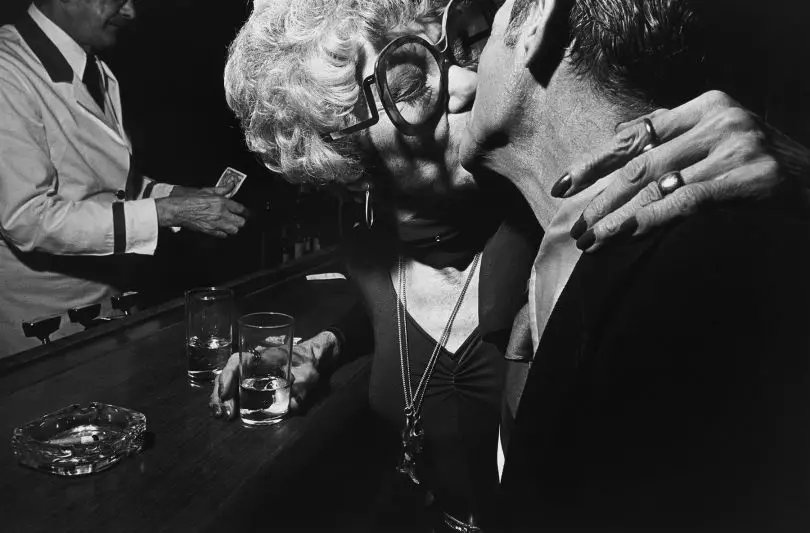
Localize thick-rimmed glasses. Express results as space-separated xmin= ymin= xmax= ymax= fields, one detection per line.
xmin=323 ymin=0 xmax=496 ymax=140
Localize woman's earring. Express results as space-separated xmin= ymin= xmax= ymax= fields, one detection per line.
xmin=364 ymin=185 xmax=375 ymax=229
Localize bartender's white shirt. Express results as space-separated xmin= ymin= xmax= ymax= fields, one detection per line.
xmin=0 ymin=5 xmax=174 ymax=355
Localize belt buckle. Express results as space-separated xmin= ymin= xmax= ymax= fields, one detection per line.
xmin=441 ymin=511 xmax=482 ymax=533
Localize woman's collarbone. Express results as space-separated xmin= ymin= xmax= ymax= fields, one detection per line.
xmin=400 ymin=261 xmax=480 ymax=352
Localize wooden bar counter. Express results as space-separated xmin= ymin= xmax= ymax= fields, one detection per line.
xmin=0 ymin=250 xmax=384 ymax=533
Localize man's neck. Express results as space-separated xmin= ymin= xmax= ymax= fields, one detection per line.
xmin=504 ymin=67 xmax=628 ymax=228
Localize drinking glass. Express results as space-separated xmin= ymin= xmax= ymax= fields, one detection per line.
xmin=238 ymin=312 xmax=294 ymax=426
xmin=185 ymin=287 xmax=233 ymax=387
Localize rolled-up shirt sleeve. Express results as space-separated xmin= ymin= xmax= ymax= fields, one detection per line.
xmin=0 ymin=68 xmax=161 ymax=256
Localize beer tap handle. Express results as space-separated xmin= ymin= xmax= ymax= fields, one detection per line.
xmin=68 ymin=303 xmax=102 ymax=329
xmin=22 ymin=315 xmax=62 ymax=345
xmin=111 ymin=291 xmax=140 ymax=317
xmin=68 ymin=303 xmax=119 ymax=329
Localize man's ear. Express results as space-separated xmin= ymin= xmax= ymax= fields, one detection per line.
xmin=521 ymin=0 xmax=571 ymax=86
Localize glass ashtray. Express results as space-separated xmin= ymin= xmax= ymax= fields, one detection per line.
xmin=11 ymin=402 xmax=146 ymax=477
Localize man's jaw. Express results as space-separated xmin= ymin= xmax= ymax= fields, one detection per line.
xmin=458 ymin=121 xmax=564 ymax=229
xmin=459 ymin=121 xmax=517 ymax=181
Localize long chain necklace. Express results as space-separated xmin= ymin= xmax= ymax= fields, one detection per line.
xmin=395 ymin=252 xmax=482 ymax=485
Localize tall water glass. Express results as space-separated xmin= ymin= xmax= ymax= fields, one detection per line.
xmin=185 ymin=288 xmax=233 ymax=387
xmin=238 ymin=312 xmax=294 ymax=426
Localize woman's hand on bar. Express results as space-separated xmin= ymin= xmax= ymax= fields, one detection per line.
xmin=288 ymin=332 xmax=332 ymax=412
xmin=209 ymin=331 xmax=338 ymax=418
xmin=210 ymin=353 xmax=240 ymax=419
xmin=554 ymin=90 xmax=810 ymax=252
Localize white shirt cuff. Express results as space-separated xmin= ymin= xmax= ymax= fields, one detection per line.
xmin=149 ymin=183 xmax=175 ymax=199
xmin=124 ymin=199 xmax=159 ymax=255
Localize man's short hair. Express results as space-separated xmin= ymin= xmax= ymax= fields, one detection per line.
xmin=505 ymin=0 xmax=709 ymax=111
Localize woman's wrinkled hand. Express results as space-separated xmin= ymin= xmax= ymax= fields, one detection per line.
xmin=209 ymin=331 xmax=338 ymax=419
xmin=287 ymin=334 xmax=329 ymax=412
xmin=553 ymin=90 xmax=810 ymax=252
xmin=210 ymin=353 xmax=240 ymax=420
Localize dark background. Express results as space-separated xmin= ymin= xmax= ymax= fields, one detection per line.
xmin=0 ymin=0 xmax=808 ymax=307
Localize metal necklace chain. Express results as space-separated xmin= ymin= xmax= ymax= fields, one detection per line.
xmin=396 ymin=252 xmax=482 ymax=422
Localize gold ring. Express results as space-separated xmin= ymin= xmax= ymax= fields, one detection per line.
xmin=641 ymin=118 xmax=660 ymax=153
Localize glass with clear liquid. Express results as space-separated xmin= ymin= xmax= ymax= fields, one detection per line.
xmin=238 ymin=313 xmax=294 ymax=426
xmin=186 ymin=335 xmax=232 ymax=383
xmin=185 ymin=288 xmax=234 ymax=387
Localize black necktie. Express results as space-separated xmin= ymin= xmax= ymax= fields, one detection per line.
xmin=82 ymin=55 xmax=105 ymax=111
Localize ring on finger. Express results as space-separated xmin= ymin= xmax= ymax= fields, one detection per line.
xmin=657 ymin=171 xmax=685 ymax=196
xmin=641 ymin=118 xmax=660 ymax=153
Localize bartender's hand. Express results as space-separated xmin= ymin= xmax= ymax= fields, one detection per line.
xmin=210 ymin=330 xmax=339 ymax=419
xmin=155 ymin=183 xmax=246 ymax=238
xmin=553 ymin=90 xmax=810 ymax=252
xmin=169 ymin=181 xmax=237 ymax=198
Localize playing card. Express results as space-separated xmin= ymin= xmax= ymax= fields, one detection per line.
xmin=215 ymin=167 xmax=247 ymax=198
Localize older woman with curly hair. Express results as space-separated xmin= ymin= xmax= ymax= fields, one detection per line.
xmin=210 ymin=1 xmax=804 ymax=530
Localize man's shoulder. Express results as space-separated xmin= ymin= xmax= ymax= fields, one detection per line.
xmin=0 ymin=23 xmax=57 ymax=101
xmin=0 ymin=22 xmax=24 ymax=55
xmin=573 ymin=195 xmax=810 ymax=367
xmin=586 ymin=194 xmax=810 ymax=281
xmin=0 ymin=23 xmax=35 ymax=80
xmin=654 ymin=194 xmax=810 ymax=273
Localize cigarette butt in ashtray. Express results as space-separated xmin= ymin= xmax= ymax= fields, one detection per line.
xmin=49 ymin=434 xmax=100 ymax=446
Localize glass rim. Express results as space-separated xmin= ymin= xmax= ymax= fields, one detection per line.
xmin=238 ymin=312 xmax=295 ymax=329
xmin=185 ymin=286 xmax=233 ymax=298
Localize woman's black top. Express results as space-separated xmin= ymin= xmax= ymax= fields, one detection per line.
xmin=330 ymin=184 xmax=542 ymax=530
xmin=357 ymin=255 xmax=504 ymax=526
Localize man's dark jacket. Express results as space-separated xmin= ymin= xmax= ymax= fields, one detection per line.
xmin=501 ymin=197 xmax=810 ymax=532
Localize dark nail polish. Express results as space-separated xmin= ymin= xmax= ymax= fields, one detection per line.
xmin=576 ymin=229 xmax=596 ymax=251
xmin=550 ymin=173 xmax=572 ymax=198
xmin=615 ymin=217 xmax=638 ymax=238
xmin=570 ymin=215 xmax=588 ymax=240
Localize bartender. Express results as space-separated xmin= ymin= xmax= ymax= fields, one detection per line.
xmin=0 ymin=0 xmax=247 ymax=356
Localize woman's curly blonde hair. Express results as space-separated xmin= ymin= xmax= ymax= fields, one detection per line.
xmin=224 ymin=0 xmax=442 ymax=185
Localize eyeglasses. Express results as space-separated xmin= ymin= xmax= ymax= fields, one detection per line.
xmin=323 ymin=0 xmax=496 ymax=141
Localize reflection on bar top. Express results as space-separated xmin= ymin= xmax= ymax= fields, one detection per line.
xmin=306 ymin=273 xmax=346 ymax=281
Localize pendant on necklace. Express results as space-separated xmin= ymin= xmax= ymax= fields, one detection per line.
xmin=397 ymin=412 xmax=424 ymax=485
